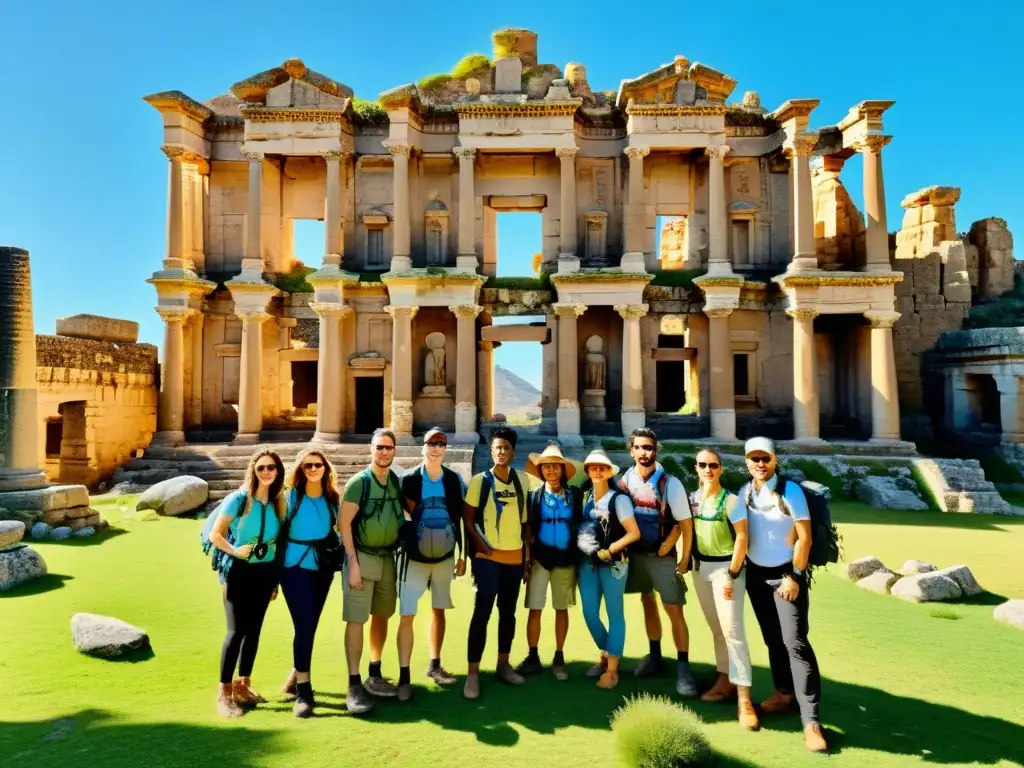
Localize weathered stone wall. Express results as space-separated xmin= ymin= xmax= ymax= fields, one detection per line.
xmin=970 ymin=218 xmax=1015 ymax=301
xmin=35 ymin=334 xmax=157 ymax=487
xmin=812 ymin=160 xmax=865 ymax=270
xmin=659 ymin=218 xmax=687 ymax=267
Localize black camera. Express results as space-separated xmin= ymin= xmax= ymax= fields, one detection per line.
xmin=251 ymin=542 xmax=269 ymax=561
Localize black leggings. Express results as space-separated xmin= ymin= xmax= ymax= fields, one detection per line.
xmin=220 ymin=560 xmax=278 ymax=685
xmin=746 ymin=562 xmax=822 ymax=726
xmin=467 ymin=557 xmax=522 ymax=664
xmin=280 ymin=566 xmax=334 ymax=674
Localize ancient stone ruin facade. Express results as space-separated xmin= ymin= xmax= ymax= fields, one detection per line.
xmin=142 ymin=28 xmax=963 ymax=445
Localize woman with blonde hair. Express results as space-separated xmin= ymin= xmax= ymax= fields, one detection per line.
xmin=206 ymin=448 xmax=287 ymax=718
xmin=278 ymin=446 xmax=342 ymax=718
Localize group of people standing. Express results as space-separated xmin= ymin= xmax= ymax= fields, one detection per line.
xmin=205 ymin=425 xmax=827 ymax=754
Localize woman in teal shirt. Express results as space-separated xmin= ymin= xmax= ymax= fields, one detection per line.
xmin=207 ymin=449 xmax=287 ymax=718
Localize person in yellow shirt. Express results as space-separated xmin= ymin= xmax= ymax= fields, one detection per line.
xmin=461 ymin=426 xmax=528 ymax=699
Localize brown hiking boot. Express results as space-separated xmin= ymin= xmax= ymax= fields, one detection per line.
xmin=738 ymin=699 xmax=760 ymax=731
xmin=805 ymin=723 xmax=828 ymax=753
xmin=281 ymin=669 xmax=297 ymax=700
xmin=759 ymin=689 xmax=797 ymax=715
xmin=216 ymin=684 xmax=243 ymax=718
xmin=596 ymin=671 xmax=619 ymax=690
xmin=232 ymin=679 xmax=258 ymax=709
xmin=701 ymin=674 xmax=737 ymax=703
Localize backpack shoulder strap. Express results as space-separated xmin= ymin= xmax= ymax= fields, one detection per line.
xmin=656 ymin=472 xmax=670 ymax=519
xmin=478 ymin=470 xmax=494 ymax=512
xmin=509 ymin=468 xmax=526 ymax=520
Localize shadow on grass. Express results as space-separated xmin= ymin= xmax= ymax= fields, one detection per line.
xmin=59 ymin=526 xmax=130 ymax=547
xmin=0 ymin=572 xmax=74 ymax=597
xmin=0 ymin=709 xmax=285 ymax=767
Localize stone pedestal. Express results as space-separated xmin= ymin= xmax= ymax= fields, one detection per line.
xmin=582 ymin=389 xmax=607 ymax=421
xmin=413 ymin=391 xmax=455 ymax=432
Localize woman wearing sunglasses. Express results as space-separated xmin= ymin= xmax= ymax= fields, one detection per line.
xmin=689 ymin=448 xmax=758 ymax=731
xmin=278 ymin=447 xmax=342 ymax=717
xmin=207 ymin=448 xmax=287 ymax=718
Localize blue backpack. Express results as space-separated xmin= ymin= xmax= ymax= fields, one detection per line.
xmin=400 ymin=465 xmax=464 ymax=563
xmin=200 ymin=491 xmax=246 ymax=582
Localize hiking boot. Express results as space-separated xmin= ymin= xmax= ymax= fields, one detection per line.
xmin=701 ymin=674 xmax=737 ymax=703
xmin=495 ymin=661 xmax=525 ymax=685
xmin=586 ymin=657 xmax=608 ymax=678
xmin=552 ymin=660 xmax=569 ymax=682
xmin=364 ymin=676 xmax=399 ymax=698
xmin=293 ymin=697 xmax=313 ymax=718
xmin=281 ymin=669 xmax=297 ymax=700
xmin=804 ymin=723 xmax=828 ymax=753
xmin=463 ymin=673 xmax=481 ymax=700
xmin=759 ymin=689 xmax=797 ymax=715
xmin=232 ymin=678 xmax=265 ymax=708
xmin=515 ymin=655 xmax=543 ymax=676
xmin=675 ymin=662 xmax=699 ymax=698
xmin=397 ymin=683 xmax=412 ymax=702
xmin=738 ymin=700 xmax=760 ymax=731
xmin=633 ymin=653 xmax=664 ymax=678
xmin=346 ymin=683 xmax=375 ymax=715
xmin=426 ymin=665 xmax=457 ymax=686
xmin=216 ymin=684 xmax=243 ymax=718
xmin=596 ymin=671 xmax=619 ymax=690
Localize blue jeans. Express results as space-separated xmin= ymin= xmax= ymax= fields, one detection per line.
xmin=577 ymin=559 xmax=629 ymax=657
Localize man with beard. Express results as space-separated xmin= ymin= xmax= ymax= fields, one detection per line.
xmin=617 ymin=427 xmax=698 ymax=697
xmin=340 ymin=427 xmax=406 ymax=714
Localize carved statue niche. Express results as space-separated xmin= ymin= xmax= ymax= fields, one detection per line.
xmin=424 ymin=197 xmax=450 ymax=267
xmin=422 ymin=332 xmax=448 ymax=394
xmin=582 ymin=335 xmax=608 ymax=422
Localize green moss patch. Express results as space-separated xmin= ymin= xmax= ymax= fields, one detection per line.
xmin=274 ymin=263 xmax=316 ymax=293
xmin=649 ymin=269 xmax=703 ymax=288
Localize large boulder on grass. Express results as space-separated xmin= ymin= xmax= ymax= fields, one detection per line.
xmin=994 ymin=600 xmax=1024 ymax=630
xmin=845 ymin=556 xmax=887 ymax=582
xmin=136 ymin=476 xmax=208 ymax=517
xmin=899 ymin=560 xmax=937 ymax=576
xmin=0 ymin=546 xmax=47 ymax=591
xmin=856 ymin=569 xmax=900 ymax=594
xmin=71 ymin=613 xmax=150 ymax=658
xmin=854 ymin=476 xmax=928 ymax=510
xmin=0 ymin=520 xmax=26 ymax=549
xmin=892 ymin=572 xmax=963 ymax=603
xmin=933 ymin=565 xmax=983 ymax=597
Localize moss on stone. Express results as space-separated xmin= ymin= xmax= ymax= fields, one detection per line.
xmin=274 ymin=263 xmax=316 ymax=293
xmin=724 ymin=107 xmax=781 ymax=134
xmin=452 ymin=53 xmax=491 ymax=79
xmin=482 ymin=273 xmax=552 ymax=290
xmin=649 ymin=269 xmax=703 ymax=288
xmin=418 ymin=73 xmax=453 ymax=93
xmin=352 ymin=98 xmax=388 ymax=125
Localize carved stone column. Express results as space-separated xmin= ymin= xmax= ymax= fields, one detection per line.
xmin=155 ymin=306 xmax=192 ymax=445
xmin=243 ymin=151 xmax=264 ymax=273
xmin=478 ymin=340 xmax=496 ymax=422
xmin=452 ymin=305 xmax=483 ymax=439
xmin=865 ymin=310 xmax=901 ymax=442
xmin=557 ymin=147 xmax=580 ymax=268
xmin=388 ymin=144 xmax=412 ymax=272
xmin=385 ymin=305 xmax=418 ymax=438
xmin=235 ymin=309 xmax=271 ymax=443
xmin=704 ymin=307 xmax=736 ymax=440
xmin=323 ymin=150 xmax=344 ymax=267
xmin=705 ymin=145 xmax=732 ymax=276
xmin=311 ymin=302 xmax=351 ymax=442
xmin=161 ymin=146 xmax=190 ymax=271
xmin=454 ymin=147 xmax=478 ymax=270
xmin=996 ymin=373 xmax=1024 ymax=443
xmin=857 ymin=136 xmax=893 ymax=273
xmin=788 ymin=135 xmax=817 ymax=272
xmin=615 ymin=304 xmax=648 ymax=437
xmin=623 ymin=146 xmax=650 ymax=268
xmin=553 ymin=302 xmax=586 ymax=446
xmin=788 ymin=308 xmax=820 ymax=441
xmin=188 ymin=312 xmax=204 ymax=429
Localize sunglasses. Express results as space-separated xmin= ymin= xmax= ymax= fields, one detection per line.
xmin=302 ymin=462 xmax=325 ymax=471
xmin=697 ymin=462 xmax=720 ymax=470
xmin=374 ymin=445 xmax=396 ymax=452
xmin=748 ymin=456 xmax=772 ymax=464
xmin=426 ymin=441 xmax=447 ymax=448
xmin=255 ymin=464 xmax=277 ymax=474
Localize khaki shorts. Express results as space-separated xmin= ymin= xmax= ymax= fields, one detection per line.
xmin=342 ymin=550 xmax=397 ymax=623
xmin=525 ymin=561 xmax=577 ymax=611
xmin=399 ymin=556 xmax=456 ymax=616
xmin=627 ymin=553 xmax=687 ymax=606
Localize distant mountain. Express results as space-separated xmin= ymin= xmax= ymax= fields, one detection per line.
xmin=494 ymin=365 xmax=542 ymax=417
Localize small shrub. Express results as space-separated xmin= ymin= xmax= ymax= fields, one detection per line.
xmin=274 ymin=262 xmax=316 ymax=293
xmin=481 ymin=273 xmax=551 ymax=290
xmin=417 ymin=73 xmax=452 ymax=92
xmin=929 ymin=607 xmax=961 ymax=621
xmin=451 ymin=53 xmax=491 ymax=79
xmin=352 ymin=98 xmax=388 ymax=125
xmin=611 ymin=693 xmax=714 ymax=768
xmin=649 ymin=268 xmax=703 ymax=288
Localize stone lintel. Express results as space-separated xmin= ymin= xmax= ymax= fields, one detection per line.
xmin=480 ymin=324 xmax=550 ymax=343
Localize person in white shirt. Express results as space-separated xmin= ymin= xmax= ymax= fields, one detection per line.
xmin=739 ymin=437 xmax=827 ymax=754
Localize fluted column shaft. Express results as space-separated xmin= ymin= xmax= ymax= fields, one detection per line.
xmin=616 ymin=303 xmax=648 ymax=436
xmin=623 ymin=146 xmax=650 ymax=255
xmin=157 ymin=307 xmax=191 ymax=440
xmin=324 ymin=151 xmax=344 ymax=267
xmin=558 ymin=148 xmax=579 ymax=257
xmin=244 ymin=152 xmax=264 ymax=271
xmin=389 ymin=145 xmax=412 ymax=262
xmin=859 ymin=136 xmax=893 ymax=272
xmin=311 ymin=303 xmax=350 ymax=441
xmin=706 ymin=308 xmax=736 ymax=439
xmin=789 ymin=309 xmax=820 ymax=440
xmin=385 ymin=305 xmax=418 ymax=436
xmin=237 ymin=310 xmax=270 ymax=439
xmin=454 ymin=147 xmax=477 ymax=266
xmin=865 ymin=311 xmax=901 ymax=441
xmin=452 ymin=305 xmax=482 ymax=436
xmin=789 ymin=136 xmax=817 ymax=272
xmin=705 ymin=145 xmax=731 ymax=275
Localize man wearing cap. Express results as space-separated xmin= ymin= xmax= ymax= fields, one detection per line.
xmin=515 ymin=442 xmax=583 ymax=681
xmin=740 ymin=437 xmax=827 ymax=754
xmin=395 ymin=427 xmax=466 ymax=702
xmin=618 ymin=427 xmax=698 ymax=697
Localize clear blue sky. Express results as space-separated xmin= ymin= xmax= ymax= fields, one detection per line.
xmin=2 ymin=1 xmax=1017 ymax=393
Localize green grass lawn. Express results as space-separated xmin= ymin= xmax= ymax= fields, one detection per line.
xmin=2 ymin=496 xmax=1023 ymax=768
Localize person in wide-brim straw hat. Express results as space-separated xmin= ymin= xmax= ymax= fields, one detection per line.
xmin=517 ymin=441 xmax=583 ymax=681
xmin=582 ymin=449 xmax=620 ymax=478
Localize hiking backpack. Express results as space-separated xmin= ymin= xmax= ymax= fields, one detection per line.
xmin=400 ymin=465 xmax=464 ymax=563
xmin=618 ymin=469 xmax=674 ymax=555
xmin=199 ymin=490 xmax=248 ymax=581
xmin=527 ymin=485 xmax=582 ymax=570
xmin=754 ymin=476 xmax=840 ymax=569
xmin=470 ymin=468 xmax=525 ymax=556
xmin=352 ymin=468 xmax=407 ymax=553
xmin=578 ymin=488 xmax=628 ymax=564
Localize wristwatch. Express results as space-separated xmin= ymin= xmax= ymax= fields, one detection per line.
xmin=790 ymin=565 xmax=805 ymax=582
xmin=727 ymin=566 xmax=743 ymax=580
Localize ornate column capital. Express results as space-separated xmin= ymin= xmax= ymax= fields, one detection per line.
xmin=624 ymin=146 xmax=650 ymax=160
xmin=188 ymin=310 xmax=206 ymax=328
xmin=614 ymin=303 xmax=649 ymax=320
xmin=310 ymin=301 xmax=352 ymax=319
xmin=704 ymin=145 xmax=731 ymax=161
xmin=386 ymin=143 xmax=412 ymax=158
xmin=854 ymin=135 xmax=892 ymax=154
xmin=703 ymin=307 xmax=734 ymax=319
xmin=556 ymin=147 xmax=580 ymax=159
xmin=453 ymin=146 xmax=477 ymax=160
xmin=243 ymin=151 xmax=264 ymax=163
xmin=156 ymin=306 xmax=193 ymax=323
xmin=786 ymin=308 xmax=819 ymax=321
xmin=322 ymin=150 xmax=345 ymax=162
xmin=451 ymin=304 xmax=483 ymax=320
xmin=235 ymin=309 xmax=272 ymax=324
xmin=790 ymin=133 xmax=818 ymax=157
xmin=864 ymin=310 xmax=900 ymax=328
xmin=161 ymin=145 xmax=187 ymax=160
xmin=384 ymin=305 xmax=419 ymax=320
xmin=552 ymin=302 xmax=587 ymax=319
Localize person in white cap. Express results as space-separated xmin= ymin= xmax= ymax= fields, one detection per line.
xmin=395 ymin=427 xmax=466 ymax=702
xmin=576 ymin=449 xmax=640 ymax=689
xmin=739 ymin=436 xmax=827 ymax=753
xmin=515 ymin=441 xmax=583 ymax=681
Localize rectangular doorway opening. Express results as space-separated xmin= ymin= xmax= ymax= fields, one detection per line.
xmin=292 ymin=219 xmax=325 ymax=270
xmin=656 ymin=215 xmax=687 ymax=269
xmin=655 ymin=334 xmax=687 ymax=412
xmin=355 ymin=377 xmax=385 ymax=435
xmin=491 ymin=315 xmax=544 ymax=426
xmin=495 ymin=212 xmax=543 ymax=277
xmin=45 ymin=417 xmax=63 ymax=458
xmin=292 ymin=361 xmax=318 ymax=410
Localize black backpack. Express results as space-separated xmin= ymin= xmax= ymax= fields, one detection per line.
xmin=774 ymin=476 xmax=841 ymax=568
xmin=399 ymin=465 xmax=465 ymax=563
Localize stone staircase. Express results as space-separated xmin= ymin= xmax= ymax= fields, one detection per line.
xmin=113 ymin=442 xmax=476 ymax=508
xmin=911 ymin=458 xmax=1016 ymax=515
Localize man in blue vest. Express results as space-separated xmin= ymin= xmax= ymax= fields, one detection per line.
xmin=396 ymin=427 xmax=466 ymax=702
